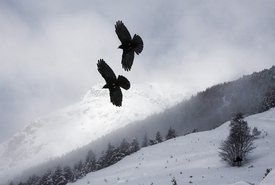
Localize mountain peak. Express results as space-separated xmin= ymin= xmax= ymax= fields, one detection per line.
xmin=0 ymin=83 xmax=185 ymax=182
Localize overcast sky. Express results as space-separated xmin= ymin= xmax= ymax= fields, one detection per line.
xmin=0 ymin=0 xmax=275 ymax=142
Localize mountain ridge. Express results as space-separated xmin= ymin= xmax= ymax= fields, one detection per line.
xmin=70 ymin=108 xmax=275 ymax=185
xmin=0 ymin=83 xmax=185 ymax=182
xmin=1 ymin=66 xmax=274 ymax=183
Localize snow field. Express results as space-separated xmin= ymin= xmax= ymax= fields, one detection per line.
xmin=71 ymin=108 xmax=275 ymax=185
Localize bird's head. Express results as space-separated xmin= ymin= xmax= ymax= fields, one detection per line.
xmin=118 ymin=45 xmax=123 ymax=49
xmin=103 ymin=84 xmax=109 ymax=89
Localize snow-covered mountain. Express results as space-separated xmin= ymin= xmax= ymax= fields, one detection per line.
xmin=70 ymin=108 xmax=275 ymax=185
xmin=0 ymin=83 xmax=185 ymax=182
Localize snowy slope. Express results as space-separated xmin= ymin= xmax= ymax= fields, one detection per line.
xmin=70 ymin=108 xmax=275 ymax=185
xmin=0 ymin=83 xmax=185 ymax=182
xmin=259 ymin=170 xmax=275 ymax=185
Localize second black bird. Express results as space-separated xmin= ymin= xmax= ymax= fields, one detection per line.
xmin=97 ymin=59 xmax=130 ymax=106
xmin=115 ymin=20 xmax=143 ymax=71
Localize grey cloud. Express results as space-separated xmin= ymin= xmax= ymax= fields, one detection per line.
xmin=1 ymin=0 xmax=275 ymax=142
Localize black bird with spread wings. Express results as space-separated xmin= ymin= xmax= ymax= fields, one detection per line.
xmin=97 ymin=59 xmax=130 ymax=106
xmin=115 ymin=20 xmax=143 ymax=71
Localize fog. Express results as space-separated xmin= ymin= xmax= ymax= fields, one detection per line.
xmin=1 ymin=0 xmax=275 ymax=142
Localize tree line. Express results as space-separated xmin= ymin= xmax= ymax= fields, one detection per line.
xmin=8 ymin=111 xmax=268 ymax=185
xmin=8 ymin=127 xmax=177 ymax=185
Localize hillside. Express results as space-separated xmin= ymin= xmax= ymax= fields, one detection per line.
xmin=0 ymin=83 xmax=184 ymax=183
xmin=1 ymin=66 xmax=274 ymax=184
xmin=70 ymin=108 xmax=275 ymax=185
xmin=109 ymin=66 xmax=275 ymax=142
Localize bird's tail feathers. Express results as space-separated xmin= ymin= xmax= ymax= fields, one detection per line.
xmin=117 ymin=75 xmax=131 ymax=90
xmin=133 ymin=34 xmax=143 ymax=54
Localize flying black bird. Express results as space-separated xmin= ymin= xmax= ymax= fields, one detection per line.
xmin=115 ymin=20 xmax=143 ymax=71
xmin=97 ymin=59 xmax=130 ymax=106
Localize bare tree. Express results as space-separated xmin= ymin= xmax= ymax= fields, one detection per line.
xmin=219 ymin=113 xmax=256 ymax=166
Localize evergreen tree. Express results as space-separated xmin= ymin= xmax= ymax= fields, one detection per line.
xmin=142 ymin=133 xmax=148 ymax=147
xmin=97 ymin=151 xmax=107 ymax=170
xmin=166 ymin=127 xmax=177 ymax=140
xmin=219 ymin=113 xmax=256 ymax=166
xmin=155 ymin=131 xmax=163 ymax=143
xmin=105 ymin=143 xmax=124 ymax=166
xmin=119 ymin=138 xmax=131 ymax=156
xmin=112 ymin=146 xmax=125 ymax=162
xmin=39 ymin=170 xmax=53 ymax=185
xmin=105 ymin=143 xmax=116 ymax=166
xmin=74 ymin=160 xmax=85 ymax=179
xmin=129 ymin=138 xmax=140 ymax=153
xmin=98 ymin=143 xmax=123 ymax=169
xmin=63 ymin=165 xmax=74 ymax=183
xmin=52 ymin=165 xmax=66 ymax=185
xmin=261 ymin=91 xmax=275 ymax=111
xmin=149 ymin=139 xmax=157 ymax=145
xmin=26 ymin=174 xmax=40 ymax=185
xmin=85 ymin=150 xmax=97 ymax=173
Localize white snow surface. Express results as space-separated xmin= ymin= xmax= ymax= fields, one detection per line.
xmin=259 ymin=170 xmax=275 ymax=185
xmin=0 ymin=83 xmax=185 ymax=182
xmin=70 ymin=108 xmax=275 ymax=185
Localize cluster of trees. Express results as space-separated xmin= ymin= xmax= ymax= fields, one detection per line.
xmin=9 ymin=127 xmax=177 ymax=185
xmin=197 ymin=66 xmax=275 ymax=124
xmin=142 ymin=127 xmax=177 ymax=147
xmin=8 ymin=108 xmax=269 ymax=184
xmin=261 ymin=91 xmax=275 ymax=112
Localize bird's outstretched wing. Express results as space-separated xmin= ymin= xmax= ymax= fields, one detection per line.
xmin=133 ymin=34 xmax=143 ymax=54
xmin=121 ymin=50 xmax=134 ymax=71
xmin=115 ymin=20 xmax=132 ymax=44
xmin=97 ymin=59 xmax=116 ymax=83
xmin=110 ymin=87 xmax=123 ymax=106
xmin=117 ymin=75 xmax=130 ymax=90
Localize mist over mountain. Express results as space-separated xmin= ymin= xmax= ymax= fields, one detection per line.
xmin=11 ymin=107 xmax=275 ymax=185
xmin=89 ymin=66 xmax=275 ymax=146
xmin=6 ymin=66 xmax=274 ymax=184
xmin=73 ymin=65 xmax=275 ymax=163
xmin=0 ymin=83 xmax=184 ymax=183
